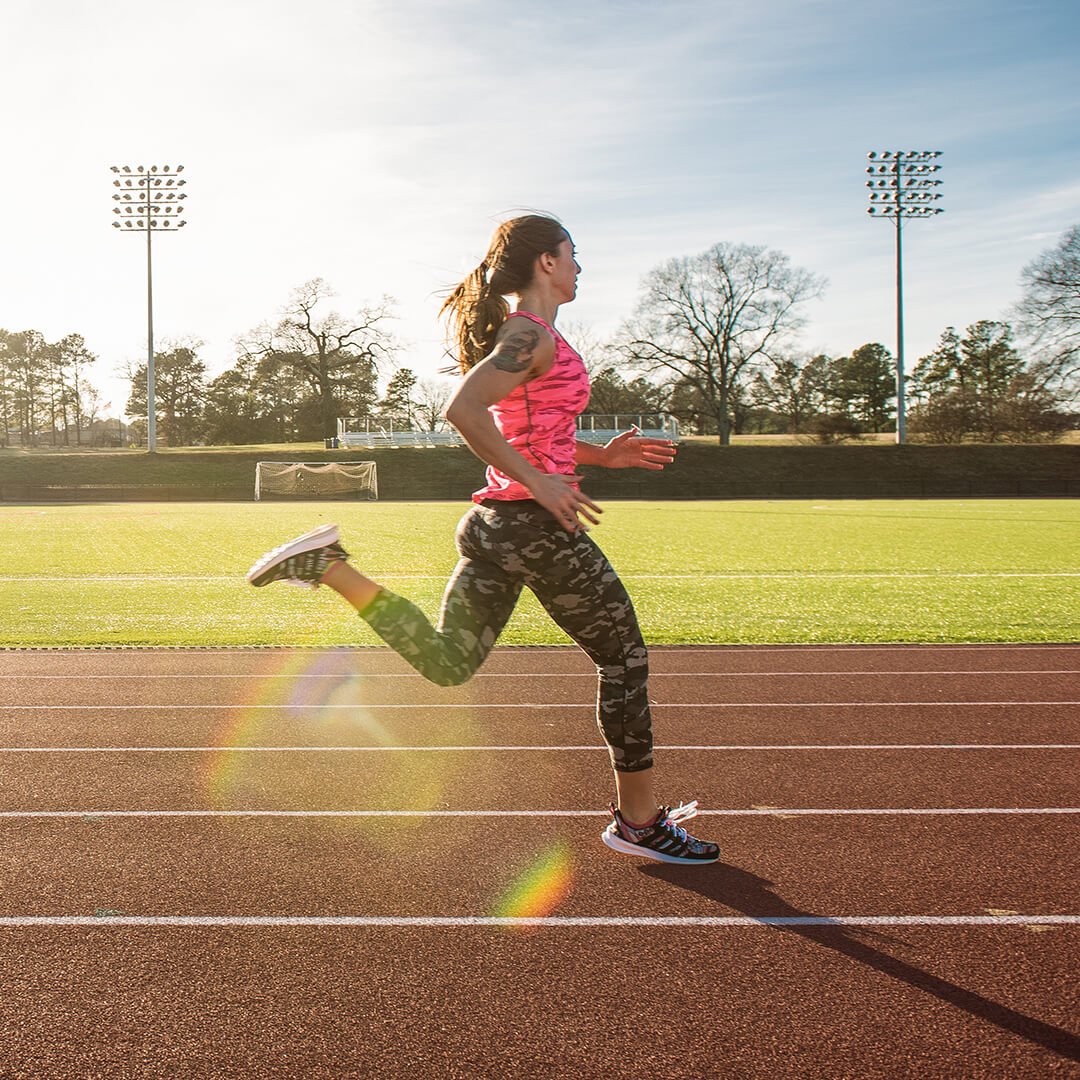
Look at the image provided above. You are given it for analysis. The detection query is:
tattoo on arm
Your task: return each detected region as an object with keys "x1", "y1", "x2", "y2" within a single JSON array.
[{"x1": 490, "y1": 329, "x2": 540, "y2": 373}]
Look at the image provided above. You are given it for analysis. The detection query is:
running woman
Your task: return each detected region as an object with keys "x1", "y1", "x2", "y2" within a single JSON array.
[{"x1": 247, "y1": 214, "x2": 719, "y2": 865}]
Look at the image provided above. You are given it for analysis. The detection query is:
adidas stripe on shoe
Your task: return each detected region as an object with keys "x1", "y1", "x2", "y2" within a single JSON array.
[
  {"x1": 601, "y1": 801, "x2": 720, "y2": 865},
  {"x1": 246, "y1": 524, "x2": 349, "y2": 590}
]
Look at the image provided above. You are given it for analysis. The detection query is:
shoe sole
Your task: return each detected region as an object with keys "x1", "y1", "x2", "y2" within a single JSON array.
[
  {"x1": 246, "y1": 523, "x2": 341, "y2": 586},
  {"x1": 601, "y1": 827, "x2": 720, "y2": 865}
]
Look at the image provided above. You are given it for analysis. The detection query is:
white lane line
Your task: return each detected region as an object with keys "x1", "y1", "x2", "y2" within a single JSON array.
[
  {"x1": 1, "y1": 808, "x2": 1077, "y2": 819},
  {"x1": 0, "y1": 914, "x2": 1077, "y2": 929},
  {"x1": 2, "y1": 701, "x2": 1077, "y2": 709},
  {"x1": 1, "y1": 669, "x2": 1075, "y2": 679},
  {"x1": 3, "y1": 744, "x2": 1078, "y2": 754}
]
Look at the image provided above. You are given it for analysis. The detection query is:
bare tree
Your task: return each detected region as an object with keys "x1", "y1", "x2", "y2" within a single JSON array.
[
  {"x1": 1015, "y1": 225, "x2": 1080, "y2": 405},
  {"x1": 240, "y1": 279, "x2": 399, "y2": 439},
  {"x1": 79, "y1": 385, "x2": 105, "y2": 443},
  {"x1": 617, "y1": 243, "x2": 825, "y2": 443},
  {"x1": 413, "y1": 376, "x2": 454, "y2": 431},
  {"x1": 555, "y1": 319, "x2": 617, "y2": 376}
]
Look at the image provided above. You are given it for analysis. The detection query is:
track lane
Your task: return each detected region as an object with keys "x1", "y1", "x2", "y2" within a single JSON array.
[
  {"x1": 1, "y1": 746, "x2": 1076, "y2": 812},
  {"x1": 1, "y1": 671, "x2": 1077, "y2": 706},
  {"x1": 1, "y1": 815, "x2": 1078, "y2": 918},
  {"x1": 2, "y1": 703, "x2": 1076, "y2": 750},
  {"x1": 1, "y1": 642, "x2": 1078, "y2": 677},
  {"x1": 1, "y1": 926, "x2": 1076, "y2": 1079},
  {"x1": 1, "y1": 643, "x2": 1076, "y2": 1079}
]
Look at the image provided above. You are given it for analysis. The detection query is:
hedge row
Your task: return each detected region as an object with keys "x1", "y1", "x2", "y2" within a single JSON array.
[{"x1": 1, "y1": 443, "x2": 1077, "y2": 501}]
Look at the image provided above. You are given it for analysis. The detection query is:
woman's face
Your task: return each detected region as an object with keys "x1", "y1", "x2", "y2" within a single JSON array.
[{"x1": 551, "y1": 237, "x2": 581, "y2": 303}]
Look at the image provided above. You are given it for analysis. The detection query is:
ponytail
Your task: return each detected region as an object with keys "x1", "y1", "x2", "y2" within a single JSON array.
[
  {"x1": 440, "y1": 261, "x2": 508, "y2": 374},
  {"x1": 440, "y1": 214, "x2": 568, "y2": 374}
]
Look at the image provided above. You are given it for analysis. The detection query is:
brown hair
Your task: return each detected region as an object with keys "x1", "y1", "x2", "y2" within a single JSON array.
[{"x1": 440, "y1": 214, "x2": 569, "y2": 373}]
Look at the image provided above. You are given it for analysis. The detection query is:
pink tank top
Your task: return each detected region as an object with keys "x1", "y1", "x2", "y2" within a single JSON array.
[{"x1": 472, "y1": 311, "x2": 591, "y2": 503}]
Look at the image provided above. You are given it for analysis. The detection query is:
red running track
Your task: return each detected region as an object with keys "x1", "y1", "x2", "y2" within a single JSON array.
[{"x1": 0, "y1": 644, "x2": 1077, "y2": 1079}]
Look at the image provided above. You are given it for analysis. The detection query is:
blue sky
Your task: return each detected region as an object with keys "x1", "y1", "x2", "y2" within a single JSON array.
[{"x1": 2, "y1": 0, "x2": 1078, "y2": 417}]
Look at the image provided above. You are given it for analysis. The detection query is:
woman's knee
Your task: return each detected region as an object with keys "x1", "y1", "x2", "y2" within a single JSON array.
[
  {"x1": 602, "y1": 724, "x2": 654, "y2": 772},
  {"x1": 596, "y1": 642, "x2": 649, "y2": 684},
  {"x1": 426, "y1": 662, "x2": 475, "y2": 688}
]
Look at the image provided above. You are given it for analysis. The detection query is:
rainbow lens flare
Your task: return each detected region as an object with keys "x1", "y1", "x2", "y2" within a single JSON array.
[
  {"x1": 491, "y1": 841, "x2": 575, "y2": 924},
  {"x1": 203, "y1": 649, "x2": 478, "y2": 852}
]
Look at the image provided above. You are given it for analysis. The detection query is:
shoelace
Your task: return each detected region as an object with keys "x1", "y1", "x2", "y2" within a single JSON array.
[
  {"x1": 658, "y1": 819, "x2": 691, "y2": 846},
  {"x1": 611, "y1": 801, "x2": 702, "y2": 843},
  {"x1": 657, "y1": 802, "x2": 713, "y2": 853},
  {"x1": 666, "y1": 801, "x2": 699, "y2": 825},
  {"x1": 617, "y1": 802, "x2": 700, "y2": 845}
]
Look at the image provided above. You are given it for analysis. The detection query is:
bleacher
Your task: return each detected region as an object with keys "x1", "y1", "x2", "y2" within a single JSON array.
[
  {"x1": 574, "y1": 414, "x2": 680, "y2": 445},
  {"x1": 335, "y1": 414, "x2": 679, "y2": 449},
  {"x1": 335, "y1": 420, "x2": 462, "y2": 448}
]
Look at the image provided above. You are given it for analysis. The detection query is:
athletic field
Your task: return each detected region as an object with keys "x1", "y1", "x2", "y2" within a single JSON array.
[
  {"x1": 1, "y1": 498, "x2": 1077, "y2": 646},
  {"x1": 1, "y1": 498, "x2": 1077, "y2": 1076}
]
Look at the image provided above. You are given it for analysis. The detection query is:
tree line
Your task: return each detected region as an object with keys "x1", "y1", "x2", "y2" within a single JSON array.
[
  {"x1": 0, "y1": 330, "x2": 104, "y2": 448},
  {"x1": 2, "y1": 226, "x2": 1077, "y2": 447},
  {"x1": 599, "y1": 230, "x2": 1077, "y2": 442},
  {"x1": 122, "y1": 280, "x2": 454, "y2": 447}
]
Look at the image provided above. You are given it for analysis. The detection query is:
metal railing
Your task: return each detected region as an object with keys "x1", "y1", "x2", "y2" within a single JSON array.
[
  {"x1": 335, "y1": 414, "x2": 680, "y2": 449},
  {"x1": 574, "y1": 414, "x2": 679, "y2": 444}
]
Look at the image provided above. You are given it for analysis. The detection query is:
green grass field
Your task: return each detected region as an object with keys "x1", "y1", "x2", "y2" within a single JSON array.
[{"x1": 1, "y1": 499, "x2": 1077, "y2": 647}]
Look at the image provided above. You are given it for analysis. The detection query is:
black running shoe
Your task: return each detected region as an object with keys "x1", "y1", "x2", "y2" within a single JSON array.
[
  {"x1": 246, "y1": 524, "x2": 350, "y2": 590},
  {"x1": 601, "y1": 801, "x2": 720, "y2": 864}
]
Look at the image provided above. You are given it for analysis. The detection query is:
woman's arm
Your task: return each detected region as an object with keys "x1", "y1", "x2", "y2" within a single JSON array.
[{"x1": 445, "y1": 320, "x2": 602, "y2": 531}]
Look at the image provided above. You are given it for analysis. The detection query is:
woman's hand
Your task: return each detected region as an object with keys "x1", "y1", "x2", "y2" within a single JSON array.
[
  {"x1": 529, "y1": 472, "x2": 603, "y2": 532},
  {"x1": 601, "y1": 428, "x2": 677, "y2": 471}
]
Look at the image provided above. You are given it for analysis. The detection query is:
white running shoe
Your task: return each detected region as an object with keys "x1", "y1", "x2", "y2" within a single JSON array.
[
  {"x1": 601, "y1": 801, "x2": 720, "y2": 864},
  {"x1": 246, "y1": 524, "x2": 349, "y2": 590}
]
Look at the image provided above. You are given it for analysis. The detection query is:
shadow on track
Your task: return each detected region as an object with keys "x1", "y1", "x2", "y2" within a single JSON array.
[{"x1": 641, "y1": 862, "x2": 1080, "y2": 1063}]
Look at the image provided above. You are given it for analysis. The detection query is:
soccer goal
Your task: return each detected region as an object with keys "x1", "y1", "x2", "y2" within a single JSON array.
[{"x1": 254, "y1": 461, "x2": 378, "y2": 501}]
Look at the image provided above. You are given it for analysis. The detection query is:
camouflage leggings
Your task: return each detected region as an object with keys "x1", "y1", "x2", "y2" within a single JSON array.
[{"x1": 360, "y1": 500, "x2": 653, "y2": 773}]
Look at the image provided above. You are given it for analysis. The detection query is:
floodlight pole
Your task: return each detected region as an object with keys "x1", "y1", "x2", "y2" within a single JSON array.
[
  {"x1": 894, "y1": 184, "x2": 905, "y2": 442},
  {"x1": 111, "y1": 164, "x2": 187, "y2": 451},
  {"x1": 146, "y1": 219, "x2": 155, "y2": 450},
  {"x1": 866, "y1": 151, "x2": 943, "y2": 444}
]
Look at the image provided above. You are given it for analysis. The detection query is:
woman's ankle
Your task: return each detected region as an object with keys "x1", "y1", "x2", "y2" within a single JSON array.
[
  {"x1": 617, "y1": 804, "x2": 661, "y2": 829},
  {"x1": 320, "y1": 562, "x2": 383, "y2": 612}
]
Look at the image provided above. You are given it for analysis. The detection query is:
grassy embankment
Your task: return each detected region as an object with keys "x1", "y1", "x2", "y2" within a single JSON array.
[{"x1": 1, "y1": 440, "x2": 1078, "y2": 500}]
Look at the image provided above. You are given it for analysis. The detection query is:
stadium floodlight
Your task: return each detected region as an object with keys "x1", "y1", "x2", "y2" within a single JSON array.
[
  {"x1": 110, "y1": 163, "x2": 188, "y2": 451},
  {"x1": 865, "y1": 149, "x2": 943, "y2": 444}
]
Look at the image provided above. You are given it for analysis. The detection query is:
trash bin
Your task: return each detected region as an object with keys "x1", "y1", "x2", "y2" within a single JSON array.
[{"x1": 324, "y1": 437, "x2": 340, "y2": 449}]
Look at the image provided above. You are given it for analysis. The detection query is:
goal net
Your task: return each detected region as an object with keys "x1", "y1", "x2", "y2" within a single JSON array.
[{"x1": 254, "y1": 461, "x2": 378, "y2": 501}]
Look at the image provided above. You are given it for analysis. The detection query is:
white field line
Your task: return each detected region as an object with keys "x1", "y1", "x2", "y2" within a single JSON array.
[
  {"x1": 2, "y1": 701, "x2": 1078, "y2": 710},
  {"x1": 1, "y1": 669, "x2": 1076, "y2": 679},
  {"x1": 0, "y1": 914, "x2": 1077, "y2": 929},
  {"x1": 1, "y1": 572, "x2": 1077, "y2": 583},
  {"x1": 2, "y1": 808, "x2": 1078, "y2": 819},
  {"x1": 3, "y1": 645, "x2": 1074, "y2": 655},
  {"x1": 3, "y1": 744, "x2": 1079, "y2": 754}
]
